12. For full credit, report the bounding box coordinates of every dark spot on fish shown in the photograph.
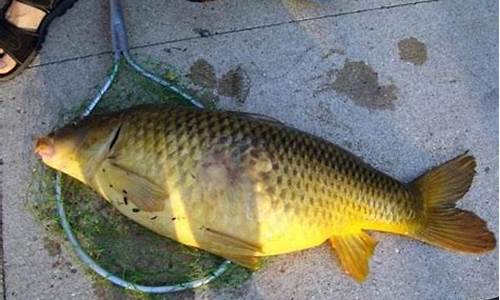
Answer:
[102,169,106,173]
[171,217,177,221]
[484,166,490,173]
[250,149,260,158]
[231,150,241,160]
[189,146,198,156]
[132,208,140,213]
[259,172,270,181]
[109,184,113,188]
[219,136,229,144]
[150,216,158,220]
[123,197,128,205]
[319,60,397,110]
[189,58,217,88]
[122,190,127,194]
[398,37,427,66]
[239,143,250,153]
[217,65,250,103]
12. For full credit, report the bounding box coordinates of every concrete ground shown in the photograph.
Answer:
[0,0,498,299]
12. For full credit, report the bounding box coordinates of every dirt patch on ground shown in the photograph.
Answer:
[43,237,61,257]
[398,37,427,66]
[188,59,251,103]
[319,60,397,110]
[217,66,251,103]
[189,59,218,89]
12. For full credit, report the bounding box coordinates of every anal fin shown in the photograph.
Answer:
[329,231,378,283]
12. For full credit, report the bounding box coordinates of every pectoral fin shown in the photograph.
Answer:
[329,231,378,282]
[200,227,263,255]
[197,227,263,269]
[94,160,166,212]
[203,229,263,270]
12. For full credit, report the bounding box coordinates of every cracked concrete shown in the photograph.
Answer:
[0,0,498,299]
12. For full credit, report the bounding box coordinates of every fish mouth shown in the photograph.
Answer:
[34,137,55,159]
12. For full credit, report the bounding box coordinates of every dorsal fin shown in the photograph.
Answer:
[228,111,285,126]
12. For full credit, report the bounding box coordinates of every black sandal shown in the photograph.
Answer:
[0,0,79,81]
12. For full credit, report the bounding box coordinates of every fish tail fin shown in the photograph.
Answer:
[411,153,496,253]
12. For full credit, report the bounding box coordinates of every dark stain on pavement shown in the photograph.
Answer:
[322,48,346,60]
[320,60,397,110]
[189,59,251,103]
[193,28,212,38]
[398,37,427,66]
[43,237,61,257]
[217,65,251,103]
[189,59,217,88]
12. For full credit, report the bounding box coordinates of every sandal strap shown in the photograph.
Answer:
[0,16,38,64]
[15,0,58,13]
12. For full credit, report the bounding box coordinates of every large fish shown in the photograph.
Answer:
[35,105,495,282]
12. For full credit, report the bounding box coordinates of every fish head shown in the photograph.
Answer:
[35,113,122,183]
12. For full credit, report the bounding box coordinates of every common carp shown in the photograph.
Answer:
[35,105,496,282]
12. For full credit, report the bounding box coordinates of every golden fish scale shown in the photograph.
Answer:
[113,106,422,254]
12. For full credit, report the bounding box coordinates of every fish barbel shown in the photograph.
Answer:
[35,105,495,282]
